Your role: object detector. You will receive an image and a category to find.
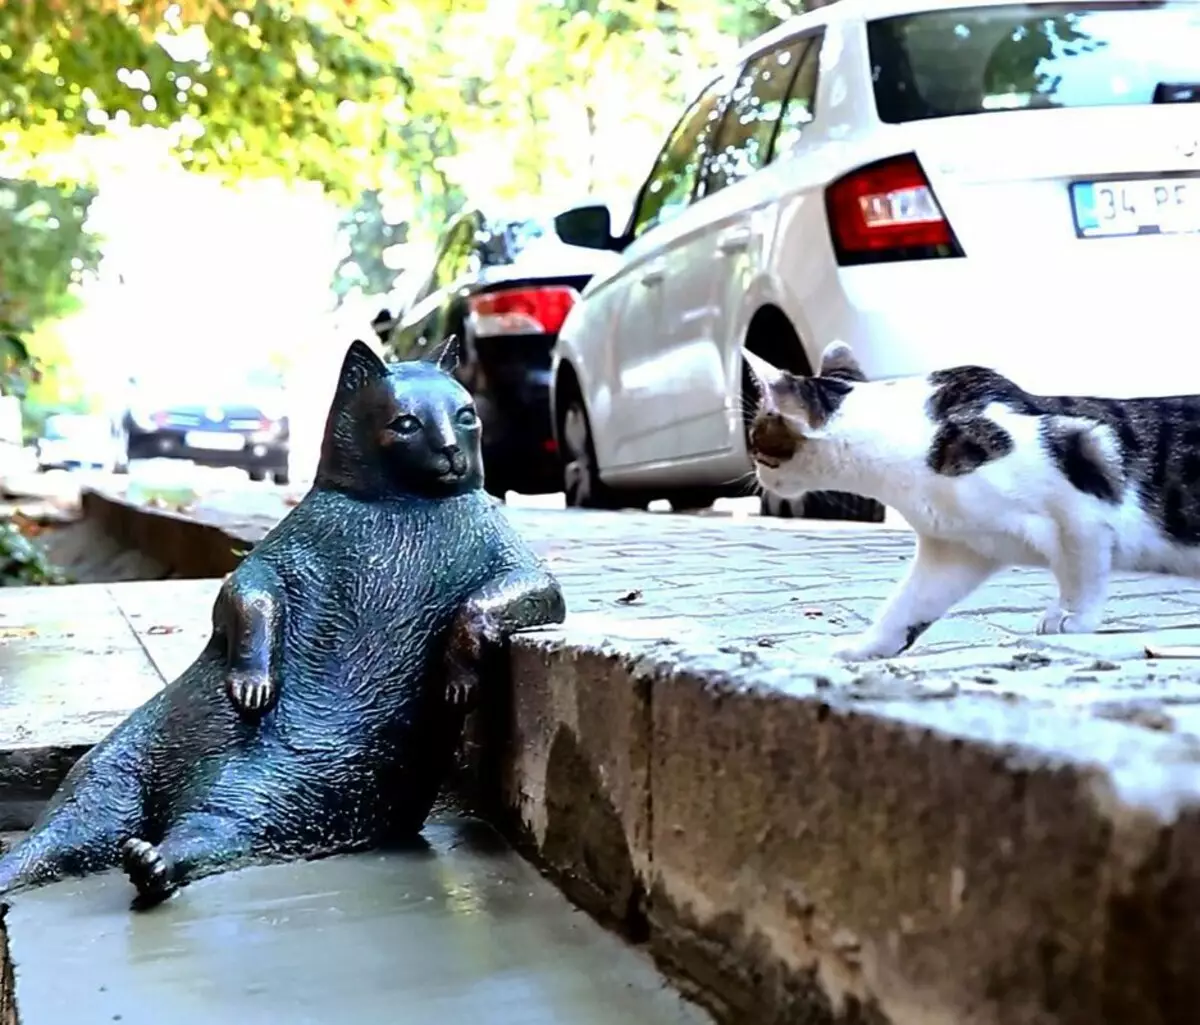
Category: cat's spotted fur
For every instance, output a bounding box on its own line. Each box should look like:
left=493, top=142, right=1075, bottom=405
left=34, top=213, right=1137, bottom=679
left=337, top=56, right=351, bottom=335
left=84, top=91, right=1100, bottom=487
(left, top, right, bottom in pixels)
left=745, top=344, right=1200, bottom=660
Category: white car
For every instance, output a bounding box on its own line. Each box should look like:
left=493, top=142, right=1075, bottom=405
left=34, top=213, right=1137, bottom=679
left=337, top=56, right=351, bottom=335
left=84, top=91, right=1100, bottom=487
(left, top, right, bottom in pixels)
left=549, top=0, right=1200, bottom=519
left=36, top=413, right=129, bottom=474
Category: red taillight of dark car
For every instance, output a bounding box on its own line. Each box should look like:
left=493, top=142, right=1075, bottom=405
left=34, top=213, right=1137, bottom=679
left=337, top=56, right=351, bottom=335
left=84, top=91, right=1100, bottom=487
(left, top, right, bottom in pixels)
left=825, top=152, right=964, bottom=266
left=466, top=286, right=579, bottom=338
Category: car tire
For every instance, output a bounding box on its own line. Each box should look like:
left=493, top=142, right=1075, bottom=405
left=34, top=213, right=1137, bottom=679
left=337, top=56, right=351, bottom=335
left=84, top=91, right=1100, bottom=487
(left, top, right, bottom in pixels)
left=669, top=490, right=716, bottom=513
left=560, top=394, right=635, bottom=510
left=484, top=473, right=508, bottom=501
left=248, top=468, right=267, bottom=483
left=272, top=470, right=290, bottom=486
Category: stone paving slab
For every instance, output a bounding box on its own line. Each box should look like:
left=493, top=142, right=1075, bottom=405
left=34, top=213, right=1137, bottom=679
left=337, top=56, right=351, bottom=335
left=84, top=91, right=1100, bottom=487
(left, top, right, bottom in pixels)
left=3, top=816, right=710, bottom=1025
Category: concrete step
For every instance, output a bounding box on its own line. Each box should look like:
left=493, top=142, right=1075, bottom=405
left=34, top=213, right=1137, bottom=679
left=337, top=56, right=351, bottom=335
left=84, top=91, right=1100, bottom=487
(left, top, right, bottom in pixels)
left=14, top=490, right=1200, bottom=1024
left=5, top=817, right=708, bottom=1025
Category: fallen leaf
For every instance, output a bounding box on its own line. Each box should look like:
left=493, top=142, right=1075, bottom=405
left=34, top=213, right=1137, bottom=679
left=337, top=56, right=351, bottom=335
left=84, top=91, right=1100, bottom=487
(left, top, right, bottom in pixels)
left=147, top=625, right=181, bottom=635
left=284, top=494, right=302, bottom=507
left=0, top=626, right=36, bottom=640
left=1144, top=645, right=1200, bottom=659
left=616, top=589, right=644, bottom=605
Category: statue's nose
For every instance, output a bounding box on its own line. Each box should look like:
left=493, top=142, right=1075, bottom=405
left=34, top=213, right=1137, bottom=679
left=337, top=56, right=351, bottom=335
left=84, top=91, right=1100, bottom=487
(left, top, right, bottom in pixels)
left=435, top=443, right=466, bottom=476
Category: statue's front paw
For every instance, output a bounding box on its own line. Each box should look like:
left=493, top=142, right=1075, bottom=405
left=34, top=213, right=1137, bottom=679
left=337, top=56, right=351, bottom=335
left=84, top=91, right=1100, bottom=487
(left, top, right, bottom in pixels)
left=121, top=837, right=175, bottom=907
left=226, top=669, right=276, bottom=716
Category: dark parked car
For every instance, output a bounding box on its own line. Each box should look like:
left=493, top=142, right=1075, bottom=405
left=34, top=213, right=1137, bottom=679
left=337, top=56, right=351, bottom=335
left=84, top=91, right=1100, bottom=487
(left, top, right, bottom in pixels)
left=374, top=205, right=616, bottom=497
left=123, top=369, right=291, bottom=484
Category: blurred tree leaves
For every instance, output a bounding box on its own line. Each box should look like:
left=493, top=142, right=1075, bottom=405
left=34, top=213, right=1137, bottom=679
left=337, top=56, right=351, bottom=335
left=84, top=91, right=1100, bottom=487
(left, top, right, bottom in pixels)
left=0, top=0, right=408, bottom=199
left=0, top=178, right=100, bottom=396
left=331, top=189, right=410, bottom=303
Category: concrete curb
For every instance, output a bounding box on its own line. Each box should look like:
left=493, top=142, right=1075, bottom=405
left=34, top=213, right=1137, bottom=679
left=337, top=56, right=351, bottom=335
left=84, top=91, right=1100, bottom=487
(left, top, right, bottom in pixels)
left=80, top=489, right=247, bottom=577
left=65, top=488, right=1200, bottom=1025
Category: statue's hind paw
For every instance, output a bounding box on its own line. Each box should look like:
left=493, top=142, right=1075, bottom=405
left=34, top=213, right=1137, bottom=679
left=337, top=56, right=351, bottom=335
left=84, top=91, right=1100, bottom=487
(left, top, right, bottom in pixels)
left=121, top=837, right=175, bottom=907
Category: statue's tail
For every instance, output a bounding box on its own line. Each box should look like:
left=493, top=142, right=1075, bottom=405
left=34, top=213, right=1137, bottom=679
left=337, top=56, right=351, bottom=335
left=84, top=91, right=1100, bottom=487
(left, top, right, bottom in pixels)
left=0, top=791, right=137, bottom=897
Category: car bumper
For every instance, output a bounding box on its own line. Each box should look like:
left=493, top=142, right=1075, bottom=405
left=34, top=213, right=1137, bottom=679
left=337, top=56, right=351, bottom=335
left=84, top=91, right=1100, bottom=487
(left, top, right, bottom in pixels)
left=129, top=430, right=289, bottom=469
left=818, top=243, right=1196, bottom=397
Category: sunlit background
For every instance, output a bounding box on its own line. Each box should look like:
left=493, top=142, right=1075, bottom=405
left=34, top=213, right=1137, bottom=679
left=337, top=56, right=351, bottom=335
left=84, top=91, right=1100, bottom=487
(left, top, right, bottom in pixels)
left=0, top=0, right=810, bottom=475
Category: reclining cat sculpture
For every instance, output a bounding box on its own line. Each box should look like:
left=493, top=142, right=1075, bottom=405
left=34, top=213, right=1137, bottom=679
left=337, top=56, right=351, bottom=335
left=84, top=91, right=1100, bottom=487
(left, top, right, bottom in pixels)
left=0, top=339, right=566, bottom=907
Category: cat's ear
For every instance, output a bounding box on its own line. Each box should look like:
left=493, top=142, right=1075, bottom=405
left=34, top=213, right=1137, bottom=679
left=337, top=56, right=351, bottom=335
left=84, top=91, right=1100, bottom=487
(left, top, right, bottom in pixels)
left=818, top=341, right=865, bottom=383
left=743, top=349, right=786, bottom=411
left=337, top=339, right=388, bottom=393
left=423, top=333, right=462, bottom=373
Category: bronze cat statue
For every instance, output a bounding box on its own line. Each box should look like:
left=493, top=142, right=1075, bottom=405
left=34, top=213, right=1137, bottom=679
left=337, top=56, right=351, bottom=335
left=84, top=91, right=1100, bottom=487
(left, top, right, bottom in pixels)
left=0, top=339, right=565, bottom=907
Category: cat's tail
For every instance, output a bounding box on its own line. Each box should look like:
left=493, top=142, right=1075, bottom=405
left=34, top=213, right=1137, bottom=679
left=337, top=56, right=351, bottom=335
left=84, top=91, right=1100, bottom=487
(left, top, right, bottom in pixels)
left=0, top=758, right=142, bottom=897
left=0, top=803, right=132, bottom=896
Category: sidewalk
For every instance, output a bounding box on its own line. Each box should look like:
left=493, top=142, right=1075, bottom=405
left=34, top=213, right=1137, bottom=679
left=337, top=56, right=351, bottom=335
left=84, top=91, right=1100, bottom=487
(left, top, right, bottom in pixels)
left=5, top=487, right=1200, bottom=1025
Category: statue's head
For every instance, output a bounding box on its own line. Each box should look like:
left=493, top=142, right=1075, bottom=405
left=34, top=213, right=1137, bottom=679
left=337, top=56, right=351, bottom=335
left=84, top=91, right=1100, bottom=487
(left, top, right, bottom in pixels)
left=315, top=337, right=484, bottom=499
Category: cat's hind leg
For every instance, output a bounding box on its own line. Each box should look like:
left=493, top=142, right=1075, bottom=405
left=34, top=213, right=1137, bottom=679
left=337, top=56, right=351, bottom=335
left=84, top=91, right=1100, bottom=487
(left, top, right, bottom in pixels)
left=834, top=536, right=999, bottom=660
left=121, top=811, right=255, bottom=909
left=1036, top=518, right=1113, bottom=635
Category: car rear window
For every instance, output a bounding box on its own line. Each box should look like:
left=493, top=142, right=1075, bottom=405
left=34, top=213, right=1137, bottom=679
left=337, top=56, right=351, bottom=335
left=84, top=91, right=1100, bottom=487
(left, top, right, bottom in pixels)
left=867, top=1, right=1200, bottom=124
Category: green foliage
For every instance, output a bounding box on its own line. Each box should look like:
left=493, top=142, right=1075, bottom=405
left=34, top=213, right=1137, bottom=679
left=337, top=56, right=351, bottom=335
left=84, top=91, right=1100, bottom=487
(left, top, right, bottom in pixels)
left=0, top=0, right=408, bottom=199
left=331, top=189, right=410, bottom=303
left=0, top=521, right=65, bottom=587
left=0, top=177, right=100, bottom=396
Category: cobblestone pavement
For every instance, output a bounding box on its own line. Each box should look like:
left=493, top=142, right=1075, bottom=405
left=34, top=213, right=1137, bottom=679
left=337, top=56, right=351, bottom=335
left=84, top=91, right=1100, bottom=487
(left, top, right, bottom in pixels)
left=125, top=485, right=1200, bottom=692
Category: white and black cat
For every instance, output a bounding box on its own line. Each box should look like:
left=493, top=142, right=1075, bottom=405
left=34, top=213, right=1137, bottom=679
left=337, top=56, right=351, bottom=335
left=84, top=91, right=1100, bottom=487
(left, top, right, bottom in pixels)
left=745, top=343, right=1200, bottom=661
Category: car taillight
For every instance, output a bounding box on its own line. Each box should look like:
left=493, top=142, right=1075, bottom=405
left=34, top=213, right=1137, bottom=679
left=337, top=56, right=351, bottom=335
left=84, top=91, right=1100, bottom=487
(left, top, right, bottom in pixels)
left=466, top=286, right=578, bottom=338
left=825, top=153, right=963, bottom=266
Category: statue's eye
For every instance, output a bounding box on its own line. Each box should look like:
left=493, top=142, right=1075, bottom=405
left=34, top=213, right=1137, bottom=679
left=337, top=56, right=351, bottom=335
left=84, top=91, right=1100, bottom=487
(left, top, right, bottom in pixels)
left=390, top=414, right=421, bottom=435
left=455, top=407, right=479, bottom=428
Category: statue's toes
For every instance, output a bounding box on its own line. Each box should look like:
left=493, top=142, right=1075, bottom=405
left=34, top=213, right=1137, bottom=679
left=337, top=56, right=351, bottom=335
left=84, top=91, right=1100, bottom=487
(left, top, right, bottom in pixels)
left=445, top=668, right=478, bottom=709
left=227, top=672, right=274, bottom=714
left=121, top=837, right=174, bottom=906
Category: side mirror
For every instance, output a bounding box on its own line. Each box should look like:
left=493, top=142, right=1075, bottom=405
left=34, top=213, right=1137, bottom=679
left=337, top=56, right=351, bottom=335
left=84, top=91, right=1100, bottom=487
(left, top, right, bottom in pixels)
left=553, top=203, right=616, bottom=251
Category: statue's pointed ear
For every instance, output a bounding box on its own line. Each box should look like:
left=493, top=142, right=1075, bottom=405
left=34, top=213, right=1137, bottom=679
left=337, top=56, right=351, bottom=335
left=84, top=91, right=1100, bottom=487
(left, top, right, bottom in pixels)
left=424, top=333, right=462, bottom=373
left=337, top=340, right=388, bottom=394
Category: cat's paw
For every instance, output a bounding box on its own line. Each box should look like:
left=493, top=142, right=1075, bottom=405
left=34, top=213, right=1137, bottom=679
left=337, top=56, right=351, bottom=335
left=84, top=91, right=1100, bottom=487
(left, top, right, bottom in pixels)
left=226, top=668, right=276, bottom=716
left=121, top=837, right=175, bottom=907
left=831, top=633, right=897, bottom=661
left=1036, top=607, right=1100, bottom=635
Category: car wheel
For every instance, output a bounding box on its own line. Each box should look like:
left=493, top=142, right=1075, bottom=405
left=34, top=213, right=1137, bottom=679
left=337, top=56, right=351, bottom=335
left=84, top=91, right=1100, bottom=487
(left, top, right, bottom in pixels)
left=669, top=490, right=715, bottom=513
left=247, top=468, right=267, bottom=483
left=272, top=470, right=290, bottom=486
left=561, top=397, right=628, bottom=510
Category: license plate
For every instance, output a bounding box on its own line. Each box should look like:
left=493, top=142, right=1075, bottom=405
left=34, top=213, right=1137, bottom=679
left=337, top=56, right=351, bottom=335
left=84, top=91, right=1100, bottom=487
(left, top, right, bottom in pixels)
left=1071, top=177, right=1200, bottom=238
left=184, top=431, right=244, bottom=452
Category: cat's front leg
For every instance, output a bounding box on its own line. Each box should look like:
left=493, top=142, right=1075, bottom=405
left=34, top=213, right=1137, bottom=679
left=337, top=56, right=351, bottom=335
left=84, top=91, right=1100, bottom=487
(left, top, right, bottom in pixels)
left=1036, top=520, right=1113, bottom=635
left=445, top=566, right=566, bottom=707
left=215, top=562, right=284, bottom=717
left=834, top=537, right=999, bottom=660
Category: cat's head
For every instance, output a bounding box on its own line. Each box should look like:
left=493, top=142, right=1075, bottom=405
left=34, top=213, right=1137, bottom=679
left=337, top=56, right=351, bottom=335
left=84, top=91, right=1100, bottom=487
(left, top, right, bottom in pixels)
left=743, top=341, right=865, bottom=497
left=316, top=336, right=485, bottom=499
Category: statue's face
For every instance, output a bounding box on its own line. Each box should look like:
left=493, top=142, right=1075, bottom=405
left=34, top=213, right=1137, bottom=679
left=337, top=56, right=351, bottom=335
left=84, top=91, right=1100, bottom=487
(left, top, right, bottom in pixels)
left=365, top=364, right=485, bottom=498
left=318, top=340, right=485, bottom=499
